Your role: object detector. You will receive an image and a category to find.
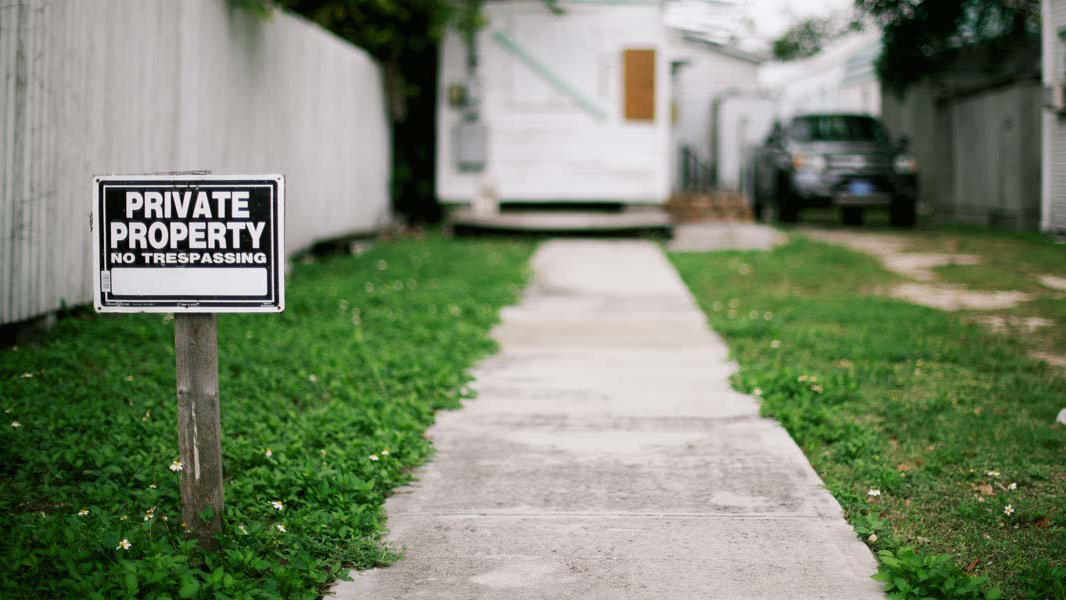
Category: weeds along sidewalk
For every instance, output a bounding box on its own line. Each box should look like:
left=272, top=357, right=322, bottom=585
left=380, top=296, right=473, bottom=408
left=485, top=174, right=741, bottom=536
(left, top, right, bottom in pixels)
left=670, top=234, right=1066, bottom=599
left=0, top=235, right=532, bottom=600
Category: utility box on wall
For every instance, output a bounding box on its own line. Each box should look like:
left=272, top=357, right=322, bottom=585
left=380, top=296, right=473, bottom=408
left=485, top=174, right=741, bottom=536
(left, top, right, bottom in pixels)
left=453, top=121, right=488, bottom=172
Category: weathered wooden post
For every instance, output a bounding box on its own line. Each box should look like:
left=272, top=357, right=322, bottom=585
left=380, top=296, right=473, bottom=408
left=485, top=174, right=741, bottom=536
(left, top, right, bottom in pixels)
left=174, top=313, right=224, bottom=549
left=92, top=173, right=285, bottom=551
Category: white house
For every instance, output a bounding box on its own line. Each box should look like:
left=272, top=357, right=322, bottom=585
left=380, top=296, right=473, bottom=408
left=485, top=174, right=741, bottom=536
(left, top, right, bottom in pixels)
left=435, top=0, right=671, bottom=207
left=1042, top=0, right=1066, bottom=232
left=666, top=29, right=765, bottom=190
left=759, top=29, right=882, bottom=117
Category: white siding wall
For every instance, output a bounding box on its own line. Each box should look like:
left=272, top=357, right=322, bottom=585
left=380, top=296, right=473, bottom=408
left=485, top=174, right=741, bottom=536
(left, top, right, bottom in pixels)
left=436, top=1, right=670, bottom=204
left=714, top=95, right=776, bottom=190
left=669, top=36, right=760, bottom=174
left=0, top=0, right=391, bottom=324
left=1044, top=0, right=1066, bottom=231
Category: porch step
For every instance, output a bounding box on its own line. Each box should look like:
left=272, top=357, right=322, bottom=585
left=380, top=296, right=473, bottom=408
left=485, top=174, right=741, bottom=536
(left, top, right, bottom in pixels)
left=667, top=190, right=753, bottom=223
left=448, top=209, right=672, bottom=235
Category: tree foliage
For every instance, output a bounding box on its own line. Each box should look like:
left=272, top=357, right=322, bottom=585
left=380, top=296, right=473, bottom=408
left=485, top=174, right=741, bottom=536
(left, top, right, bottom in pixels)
left=772, top=13, right=863, bottom=62
left=855, top=0, right=1040, bottom=94
left=773, top=17, right=839, bottom=61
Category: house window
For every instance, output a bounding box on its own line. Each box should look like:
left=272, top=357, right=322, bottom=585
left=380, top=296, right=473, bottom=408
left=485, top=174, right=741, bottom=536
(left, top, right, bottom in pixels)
left=624, top=48, right=656, bottom=121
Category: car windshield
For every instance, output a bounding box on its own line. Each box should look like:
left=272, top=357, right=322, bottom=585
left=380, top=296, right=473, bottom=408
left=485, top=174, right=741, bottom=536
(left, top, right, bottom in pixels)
left=789, top=116, right=889, bottom=143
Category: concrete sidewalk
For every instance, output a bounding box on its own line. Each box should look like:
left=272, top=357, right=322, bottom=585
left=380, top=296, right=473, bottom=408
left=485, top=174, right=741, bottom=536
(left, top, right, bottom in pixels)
left=331, top=240, right=882, bottom=600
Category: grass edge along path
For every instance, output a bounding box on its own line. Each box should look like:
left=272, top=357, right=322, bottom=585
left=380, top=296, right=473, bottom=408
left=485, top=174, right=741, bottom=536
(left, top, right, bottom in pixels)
left=0, top=235, right=533, bottom=600
left=669, top=235, right=1066, bottom=600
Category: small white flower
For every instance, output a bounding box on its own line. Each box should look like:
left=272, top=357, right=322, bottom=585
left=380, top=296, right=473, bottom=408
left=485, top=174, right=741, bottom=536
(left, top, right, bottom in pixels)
left=770, top=340, right=781, bottom=349
left=142, top=410, right=150, bottom=422
left=116, top=538, right=131, bottom=550
left=376, top=259, right=388, bottom=271
left=369, top=454, right=380, bottom=461
left=20, top=372, right=33, bottom=379
left=308, top=374, right=318, bottom=383
left=271, top=500, right=284, bottom=511
left=10, top=420, right=21, bottom=428
left=3, top=408, right=11, bottom=414
left=867, top=489, right=882, bottom=497
left=798, top=375, right=809, bottom=382
left=148, top=483, right=156, bottom=489
left=119, top=515, right=128, bottom=521
left=381, top=449, right=390, bottom=456
left=238, top=524, right=248, bottom=535
left=763, top=312, right=773, bottom=320
left=276, top=524, right=286, bottom=533
left=752, top=387, right=763, bottom=397
left=987, top=470, right=1000, bottom=478
left=169, top=460, right=184, bottom=472
left=77, top=508, right=89, bottom=516
left=867, top=533, right=878, bottom=543
left=712, top=301, right=723, bottom=312
left=811, top=385, right=824, bottom=393
left=1003, top=504, right=1014, bottom=516
left=264, top=448, right=273, bottom=458
left=728, top=299, right=739, bottom=308
left=125, top=375, right=134, bottom=382
left=449, top=305, right=462, bottom=317
left=1008, top=482, right=1017, bottom=490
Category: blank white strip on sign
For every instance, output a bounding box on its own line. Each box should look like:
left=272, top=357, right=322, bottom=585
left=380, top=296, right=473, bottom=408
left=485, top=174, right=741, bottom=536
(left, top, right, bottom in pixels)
left=111, top=268, right=268, bottom=297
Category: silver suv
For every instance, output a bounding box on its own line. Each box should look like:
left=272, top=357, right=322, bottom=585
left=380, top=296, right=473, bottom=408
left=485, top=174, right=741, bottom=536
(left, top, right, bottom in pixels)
left=750, top=114, right=918, bottom=227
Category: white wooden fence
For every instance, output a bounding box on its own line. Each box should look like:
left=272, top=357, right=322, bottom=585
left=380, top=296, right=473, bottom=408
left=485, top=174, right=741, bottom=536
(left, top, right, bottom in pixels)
left=0, top=0, right=391, bottom=325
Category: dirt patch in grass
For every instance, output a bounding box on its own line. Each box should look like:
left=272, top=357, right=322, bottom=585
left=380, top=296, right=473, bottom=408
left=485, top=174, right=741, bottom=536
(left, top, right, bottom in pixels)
left=800, top=227, right=1066, bottom=371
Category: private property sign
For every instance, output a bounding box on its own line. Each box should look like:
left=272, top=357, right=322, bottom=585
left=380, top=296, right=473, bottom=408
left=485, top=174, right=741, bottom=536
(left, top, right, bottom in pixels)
left=92, top=174, right=285, bottom=313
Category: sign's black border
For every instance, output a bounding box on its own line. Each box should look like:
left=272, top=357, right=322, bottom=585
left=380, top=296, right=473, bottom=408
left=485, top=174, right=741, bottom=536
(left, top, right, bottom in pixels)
left=95, top=178, right=283, bottom=311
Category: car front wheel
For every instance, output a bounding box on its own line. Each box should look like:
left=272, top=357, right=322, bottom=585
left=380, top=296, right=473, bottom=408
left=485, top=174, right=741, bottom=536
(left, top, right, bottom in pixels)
left=889, top=197, right=917, bottom=228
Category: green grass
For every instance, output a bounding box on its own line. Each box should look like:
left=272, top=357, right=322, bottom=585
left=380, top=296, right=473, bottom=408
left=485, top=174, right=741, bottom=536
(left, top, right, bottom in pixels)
left=0, top=235, right=532, bottom=599
left=670, top=236, right=1066, bottom=599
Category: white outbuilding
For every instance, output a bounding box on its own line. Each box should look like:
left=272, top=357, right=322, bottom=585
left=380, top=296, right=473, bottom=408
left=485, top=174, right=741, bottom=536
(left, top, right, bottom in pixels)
left=435, top=0, right=671, bottom=209
left=666, top=29, right=768, bottom=191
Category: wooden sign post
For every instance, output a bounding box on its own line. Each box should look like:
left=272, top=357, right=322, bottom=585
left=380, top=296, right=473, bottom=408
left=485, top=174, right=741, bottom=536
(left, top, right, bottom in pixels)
left=174, top=313, right=224, bottom=549
left=92, top=174, right=285, bottom=549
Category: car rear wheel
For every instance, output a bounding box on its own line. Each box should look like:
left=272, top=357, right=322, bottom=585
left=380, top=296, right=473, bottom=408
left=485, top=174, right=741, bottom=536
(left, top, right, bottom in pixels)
left=840, top=206, right=864, bottom=226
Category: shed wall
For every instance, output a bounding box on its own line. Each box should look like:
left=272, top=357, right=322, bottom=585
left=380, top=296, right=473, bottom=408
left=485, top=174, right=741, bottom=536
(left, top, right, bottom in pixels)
left=436, top=1, right=670, bottom=204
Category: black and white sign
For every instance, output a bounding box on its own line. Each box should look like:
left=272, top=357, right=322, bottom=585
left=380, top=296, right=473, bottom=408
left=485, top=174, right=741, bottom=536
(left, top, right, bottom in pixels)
left=92, top=174, right=285, bottom=313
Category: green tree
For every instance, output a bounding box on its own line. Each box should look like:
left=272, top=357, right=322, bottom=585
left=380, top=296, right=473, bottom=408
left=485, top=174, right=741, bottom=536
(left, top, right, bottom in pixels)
left=771, top=14, right=863, bottom=62
left=855, top=0, right=1040, bottom=94
left=772, top=17, right=834, bottom=61
left=228, top=0, right=485, bottom=222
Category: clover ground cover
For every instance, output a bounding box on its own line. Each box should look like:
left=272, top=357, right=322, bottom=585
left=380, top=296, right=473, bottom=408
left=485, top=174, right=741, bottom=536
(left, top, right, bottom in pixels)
left=0, top=235, right=531, bottom=599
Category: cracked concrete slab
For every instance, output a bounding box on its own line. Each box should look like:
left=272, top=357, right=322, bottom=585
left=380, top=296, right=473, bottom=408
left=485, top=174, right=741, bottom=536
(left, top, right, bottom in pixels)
left=329, top=240, right=881, bottom=600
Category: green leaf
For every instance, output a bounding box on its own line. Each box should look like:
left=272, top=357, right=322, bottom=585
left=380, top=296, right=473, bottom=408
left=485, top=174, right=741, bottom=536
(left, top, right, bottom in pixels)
left=178, top=579, right=200, bottom=599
